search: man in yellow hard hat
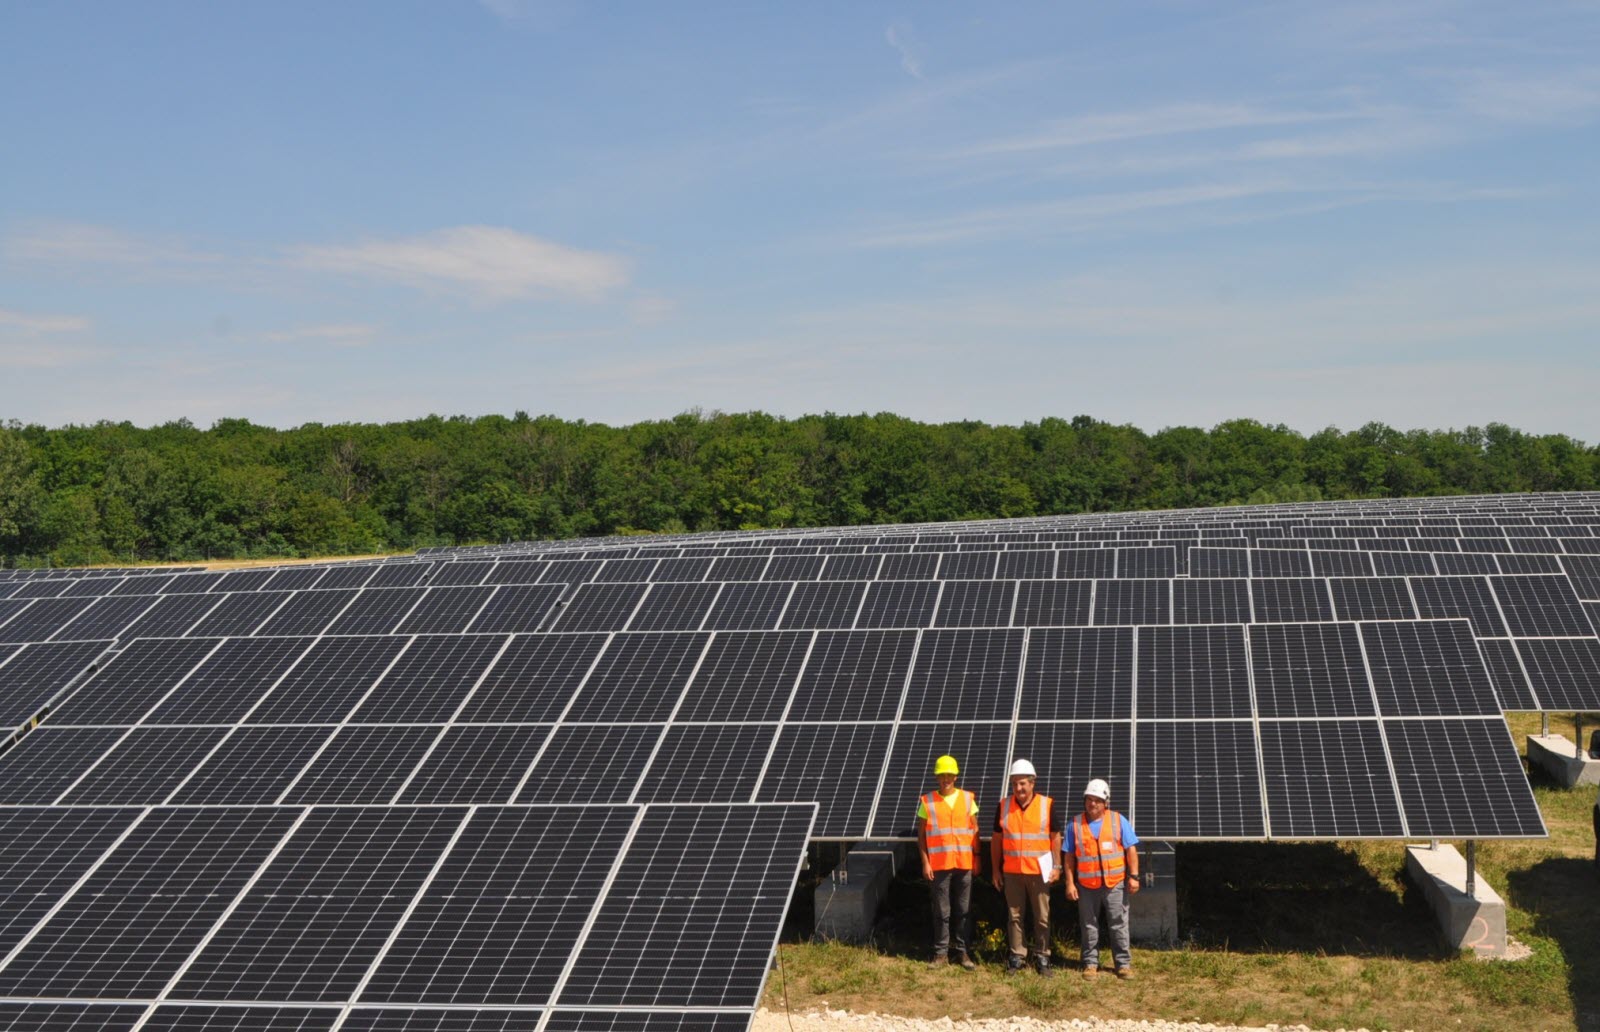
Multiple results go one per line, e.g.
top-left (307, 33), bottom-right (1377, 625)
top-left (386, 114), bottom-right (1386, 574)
top-left (916, 754), bottom-right (979, 969)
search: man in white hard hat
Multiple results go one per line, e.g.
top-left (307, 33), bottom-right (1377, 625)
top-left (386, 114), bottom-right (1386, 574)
top-left (1063, 778), bottom-right (1141, 979)
top-left (989, 758), bottom-right (1061, 976)
top-left (917, 754), bottom-right (978, 969)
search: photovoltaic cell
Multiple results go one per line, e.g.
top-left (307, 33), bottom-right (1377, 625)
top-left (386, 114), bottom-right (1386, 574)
top-left (167, 726), bottom-right (337, 805)
top-left (1250, 579), bottom-right (1333, 623)
top-left (214, 569), bottom-right (278, 593)
top-left (1116, 546), bottom-right (1176, 578)
top-left (937, 551), bottom-right (999, 580)
top-left (1093, 580), bottom-right (1169, 626)
top-left (397, 726), bottom-right (553, 804)
top-left (847, 582), bottom-right (937, 631)
top-left (1435, 552), bottom-right (1500, 575)
top-left (1252, 549), bottom-right (1312, 578)
top-left (1329, 577), bottom-right (1417, 621)
top-left (49, 638), bottom-right (222, 726)
top-left (1408, 576), bottom-right (1507, 637)
top-left (1137, 625), bottom-right (1251, 719)
top-left (563, 633), bottom-right (708, 723)
top-left (58, 726), bottom-right (231, 805)
top-left (1310, 550), bottom-right (1373, 577)
top-left (256, 588), bottom-right (360, 636)
top-left (763, 555), bottom-right (824, 581)
top-left (755, 723), bottom-right (892, 837)
top-left (142, 637), bottom-right (315, 725)
top-left (0, 806), bottom-right (301, 998)
top-left (872, 722), bottom-right (1011, 837)
top-left (636, 724), bottom-right (779, 802)
top-left (1189, 547), bottom-right (1250, 578)
top-left (548, 584), bottom-right (648, 633)
top-left (456, 634), bottom-right (608, 723)
top-left (248, 636), bottom-right (412, 724)
top-left (1009, 722), bottom-right (1130, 805)
top-left (675, 631), bottom-right (811, 722)
top-left (1489, 575), bottom-right (1595, 636)
top-left (878, 553), bottom-right (940, 580)
top-left (1383, 719), bottom-right (1544, 837)
top-left (1134, 721), bottom-right (1265, 838)
top-left (785, 630), bottom-right (916, 721)
top-left (282, 726), bottom-right (442, 804)
top-left (901, 628), bottom-right (1023, 721)
top-left (362, 807), bottom-right (626, 1005)
top-left (517, 725), bottom-right (661, 804)
top-left (314, 566), bottom-right (376, 591)
top-left (348, 635), bottom-right (510, 723)
top-left (1258, 721), bottom-right (1404, 837)
top-left (0, 728), bottom-right (127, 804)
top-left (1370, 551), bottom-right (1436, 576)
top-left (996, 550), bottom-right (1055, 580)
top-left (1560, 555), bottom-right (1600, 599)
top-left (465, 584), bottom-right (564, 634)
top-left (170, 807), bottom-right (465, 1002)
top-left (708, 555), bottom-right (770, 582)
top-left (1514, 638), bottom-right (1600, 711)
top-left (1011, 580), bottom-right (1091, 627)
top-left (1360, 620), bottom-right (1499, 717)
top-left (557, 804), bottom-right (814, 1007)
top-left (1248, 623), bottom-right (1373, 718)
top-left (779, 581), bottom-right (866, 629)
top-left (1019, 627), bottom-right (1132, 721)
top-left (934, 580), bottom-right (1015, 628)
top-left (1171, 578), bottom-right (1251, 625)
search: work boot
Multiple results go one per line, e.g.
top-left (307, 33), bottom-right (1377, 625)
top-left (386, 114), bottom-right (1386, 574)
top-left (1082, 965), bottom-right (1099, 979)
top-left (927, 954), bottom-right (948, 968)
top-left (1035, 956), bottom-right (1054, 978)
top-left (1006, 956), bottom-right (1026, 977)
top-left (956, 953), bottom-right (977, 971)
top-left (1115, 966), bottom-right (1133, 980)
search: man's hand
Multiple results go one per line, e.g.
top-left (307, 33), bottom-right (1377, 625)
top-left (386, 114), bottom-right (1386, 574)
top-left (922, 860), bottom-right (934, 881)
top-left (1064, 880), bottom-right (1079, 901)
top-left (993, 872), bottom-right (1004, 892)
top-left (1128, 875), bottom-right (1141, 895)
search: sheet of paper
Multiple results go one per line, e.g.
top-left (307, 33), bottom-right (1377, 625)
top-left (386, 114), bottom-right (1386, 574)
top-left (1038, 850), bottom-right (1053, 880)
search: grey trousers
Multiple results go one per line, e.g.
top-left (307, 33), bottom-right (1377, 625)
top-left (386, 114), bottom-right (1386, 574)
top-left (929, 868), bottom-right (972, 956)
top-left (1078, 884), bottom-right (1131, 969)
top-left (1002, 873), bottom-right (1051, 960)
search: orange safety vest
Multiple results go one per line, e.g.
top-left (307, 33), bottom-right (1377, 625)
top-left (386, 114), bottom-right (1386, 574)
top-left (1073, 811), bottom-right (1127, 889)
top-left (921, 790), bottom-right (977, 871)
top-left (1000, 794), bottom-right (1053, 875)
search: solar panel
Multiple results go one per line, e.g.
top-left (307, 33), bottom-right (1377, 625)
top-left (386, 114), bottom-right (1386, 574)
top-left (1093, 579), bottom-right (1170, 626)
top-left (702, 582), bottom-right (792, 631)
top-left (1382, 719), bottom-right (1547, 837)
top-left (635, 723), bottom-right (779, 802)
top-left (872, 722), bottom-right (1010, 837)
top-left (1171, 578), bottom-right (1251, 625)
top-left (517, 725), bottom-right (661, 804)
top-left (53, 595), bottom-right (159, 641)
top-left (395, 586), bottom-right (497, 634)
top-left (564, 633), bottom-right (709, 723)
top-left (248, 637), bottom-right (413, 724)
top-left (282, 726), bottom-right (442, 804)
top-left (755, 722), bottom-right (892, 837)
top-left (1360, 620), bottom-right (1500, 717)
top-left (1248, 623), bottom-right (1373, 718)
top-left (778, 581), bottom-right (866, 629)
top-left (1251, 578), bottom-right (1333, 623)
top-left (48, 638), bottom-right (224, 726)
top-left (856, 581), bottom-right (939, 629)
top-left (1258, 721), bottom-right (1405, 837)
top-left (0, 639), bottom-right (109, 730)
top-left (1489, 575), bottom-right (1595, 636)
top-left (143, 1006), bottom-right (337, 1032)
top-left (1009, 722), bottom-right (1131, 809)
top-left (0, 598), bottom-right (95, 643)
top-left (626, 582), bottom-right (721, 632)
top-left (1329, 577), bottom-right (1417, 621)
top-left (57, 726), bottom-right (231, 805)
top-left (347, 636), bottom-right (510, 724)
top-left (203, 590), bottom-right (308, 636)
top-left (1137, 625), bottom-right (1251, 719)
top-left (1012, 580), bottom-right (1091, 627)
top-left (117, 593), bottom-right (225, 639)
top-left (262, 567), bottom-right (330, 592)
top-left (548, 584), bottom-right (648, 633)
top-left (343, 1011), bottom-right (540, 1032)
top-left (1134, 721), bottom-right (1265, 838)
top-left (1407, 576), bottom-right (1507, 637)
top-left (1019, 627), bottom-right (1131, 720)
top-left (0, 808), bottom-right (144, 954)
top-left (455, 634), bottom-right (608, 723)
top-left (1476, 638), bottom-right (1539, 711)
top-left (556, 804), bottom-right (815, 1007)
top-left (902, 629), bottom-right (1023, 721)
top-left (0, 1003), bottom-right (147, 1031)
top-left (464, 584), bottom-right (564, 634)
top-left (0, 728), bottom-right (128, 804)
top-left (674, 631), bottom-right (811, 722)
top-left (1513, 637), bottom-right (1600, 711)
top-left (142, 638), bottom-right (316, 725)
top-left (166, 727), bottom-right (337, 805)
top-left (328, 588), bottom-right (429, 635)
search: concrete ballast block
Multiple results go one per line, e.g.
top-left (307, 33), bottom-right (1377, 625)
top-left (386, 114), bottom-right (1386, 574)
top-left (814, 841), bottom-right (913, 944)
top-left (1128, 841), bottom-right (1178, 946)
top-left (1404, 844), bottom-right (1507, 959)
top-left (1526, 735), bottom-right (1600, 788)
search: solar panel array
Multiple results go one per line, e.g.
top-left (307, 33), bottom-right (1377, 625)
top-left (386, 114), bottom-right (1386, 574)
top-left (2, 493), bottom-right (1584, 1029)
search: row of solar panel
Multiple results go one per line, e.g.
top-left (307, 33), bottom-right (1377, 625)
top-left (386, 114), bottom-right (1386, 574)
top-left (3, 569), bottom-right (1595, 644)
top-left (0, 1007), bottom-right (748, 1032)
top-left (0, 710), bottom-right (1540, 840)
top-left (0, 803), bottom-right (813, 1012)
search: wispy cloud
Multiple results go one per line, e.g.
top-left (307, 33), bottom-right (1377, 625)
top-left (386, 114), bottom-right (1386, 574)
top-left (4, 222), bottom-right (225, 276)
top-left (260, 323), bottom-right (379, 348)
top-left (1443, 68), bottom-right (1600, 125)
top-left (0, 306), bottom-right (91, 334)
top-left (885, 23), bottom-right (925, 80)
top-left (288, 226), bottom-right (630, 301)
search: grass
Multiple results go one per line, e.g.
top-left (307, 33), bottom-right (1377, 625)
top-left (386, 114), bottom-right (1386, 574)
top-left (767, 714), bottom-right (1600, 1031)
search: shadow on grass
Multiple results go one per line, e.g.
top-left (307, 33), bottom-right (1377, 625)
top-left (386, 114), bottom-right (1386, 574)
top-left (1176, 842), bottom-right (1446, 959)
top-left (1505, 856), bottom-right (1600, 1032)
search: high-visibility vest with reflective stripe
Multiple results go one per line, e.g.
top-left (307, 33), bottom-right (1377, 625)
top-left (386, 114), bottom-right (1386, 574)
top-left (1073, 811), bottom-right (1127, 889)
top-left (921, 790), bottom-right (977, 871)
top-left (1000, 794), bottom-right (1053, 875)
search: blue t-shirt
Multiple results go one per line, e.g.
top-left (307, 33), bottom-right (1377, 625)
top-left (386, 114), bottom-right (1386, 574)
top-left (1063, 813), bottom-right (1139, 856)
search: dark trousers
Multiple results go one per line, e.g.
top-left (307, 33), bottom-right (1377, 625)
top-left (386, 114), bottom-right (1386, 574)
top-left (930, 868), bottom-right (973, 956)
top-left (1593, 805), bottom-right (1598, 869)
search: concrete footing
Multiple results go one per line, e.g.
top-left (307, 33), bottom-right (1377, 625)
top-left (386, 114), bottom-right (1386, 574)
top-left (1527, 734), bottom-right (1600, 788)
top-left (1129, 841), bottom-right (1178, 946)
top-left (1404, 844), bottom-right (1507, 959)
top-left (813, 840), bottom-right (913, 943)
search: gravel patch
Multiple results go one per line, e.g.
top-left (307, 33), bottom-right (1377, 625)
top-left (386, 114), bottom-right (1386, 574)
top-left (753, 1009), bottom-right (1409, 1032)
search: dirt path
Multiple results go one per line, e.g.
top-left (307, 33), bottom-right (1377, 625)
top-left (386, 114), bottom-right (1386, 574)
top-left (754, 1009), bottom-right (1347, 1032)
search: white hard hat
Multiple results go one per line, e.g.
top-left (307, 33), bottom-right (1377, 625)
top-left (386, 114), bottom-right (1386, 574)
top-left (1083, 778), bottom-right (1111, 801)
top-left (1008, 759), bottom-right (1037, 778)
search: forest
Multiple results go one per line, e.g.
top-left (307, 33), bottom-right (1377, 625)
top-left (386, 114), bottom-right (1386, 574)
top-left (2, 411), bottom-right (1597, 566)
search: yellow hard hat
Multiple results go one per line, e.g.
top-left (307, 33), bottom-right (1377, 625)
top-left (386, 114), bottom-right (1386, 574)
top-left (934, 755), bottom-right (960, 776)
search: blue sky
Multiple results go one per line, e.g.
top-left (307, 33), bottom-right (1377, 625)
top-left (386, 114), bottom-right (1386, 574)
top-left (3, 1), bottom-right (1598, 436)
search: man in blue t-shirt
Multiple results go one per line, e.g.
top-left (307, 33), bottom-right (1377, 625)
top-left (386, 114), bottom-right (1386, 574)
top-left (1062, 778), bottom-right (1141, 979)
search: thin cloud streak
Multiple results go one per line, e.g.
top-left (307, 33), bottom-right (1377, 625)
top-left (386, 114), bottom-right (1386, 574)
top-left (0, 307), bottom-right (91, 334)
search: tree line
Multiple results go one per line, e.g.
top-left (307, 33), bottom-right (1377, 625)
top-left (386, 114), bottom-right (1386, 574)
top-left (1, 411), bottom-right (1596, 567)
